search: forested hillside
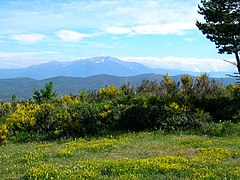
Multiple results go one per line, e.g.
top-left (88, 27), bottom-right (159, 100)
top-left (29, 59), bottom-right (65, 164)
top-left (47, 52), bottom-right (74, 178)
top-left (0, 74), bottom-right (235, 101)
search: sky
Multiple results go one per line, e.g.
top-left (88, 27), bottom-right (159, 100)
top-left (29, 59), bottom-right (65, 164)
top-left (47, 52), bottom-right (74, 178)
top-left (0, 0), bottom-right (237, 73)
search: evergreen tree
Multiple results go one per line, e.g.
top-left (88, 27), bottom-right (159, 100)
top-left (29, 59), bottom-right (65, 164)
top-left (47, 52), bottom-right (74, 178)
top-left (196, 0), bottom-right (240, 75)
top-left (33, 82), bottom-right (58, 103)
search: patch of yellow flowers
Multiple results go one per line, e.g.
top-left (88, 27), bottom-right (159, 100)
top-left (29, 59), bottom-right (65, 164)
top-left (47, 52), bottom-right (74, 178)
top-left (168, 102), bottom-right (187, 112)
top-left (0, 124), bottom-right (8, 143)
top-left (99, 104), bottom-right (112, 119)
top-left (65, 136), bottom-right (128, 150)
top-left (7, 102), bottom-right (41, 129)
top-left (23, 135), bottom-right (240, 179)
top-left (99, 85), bottom-right (123, 99)
top-left (25, 150), bottom-right (240, 179)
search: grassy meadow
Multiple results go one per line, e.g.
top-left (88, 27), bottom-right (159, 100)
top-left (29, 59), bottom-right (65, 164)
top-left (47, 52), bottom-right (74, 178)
top-left (1, 75), bottom-right (240, 179)
top-left (1, 131), bottom-right (240, 179)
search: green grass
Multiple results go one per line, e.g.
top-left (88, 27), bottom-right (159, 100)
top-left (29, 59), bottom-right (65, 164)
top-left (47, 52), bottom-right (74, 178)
top-left (1, 131), bottom-right (240, 179)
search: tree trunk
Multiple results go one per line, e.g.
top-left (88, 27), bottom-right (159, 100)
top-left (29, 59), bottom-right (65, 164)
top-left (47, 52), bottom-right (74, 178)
top-left (235, 51), bottom-right (240, 74)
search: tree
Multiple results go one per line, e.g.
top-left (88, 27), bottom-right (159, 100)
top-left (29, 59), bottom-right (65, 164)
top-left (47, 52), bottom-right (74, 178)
top-left (196, 0), bottom-right (240, 76)
top-left (11, 94), bottom-right (17, 103)
top-left (33, 82), bottom-right (58, 103)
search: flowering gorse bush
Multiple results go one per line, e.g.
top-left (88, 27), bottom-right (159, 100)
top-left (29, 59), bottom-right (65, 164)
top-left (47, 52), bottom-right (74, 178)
top-left (0, 74), bottom-right (240, 143)
top-left (98, 85), bottom-right (123, 100)
top-left (7, 102), bottom-right (41, 132)
top-left (0, 124), bottom-right (8, 144)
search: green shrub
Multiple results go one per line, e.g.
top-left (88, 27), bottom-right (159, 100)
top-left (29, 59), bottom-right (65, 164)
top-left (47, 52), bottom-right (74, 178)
top-left (192, 95), bottom-right (234, 122)
top-left (0, 102), bottom-right (13, 124)
top-left (159, 104), bottom-right (212, 132)
top-left (1, 77), bottom-right (240, 143)
top-left (64, 102), bottom-right (102, 136)
top-left (117, 95), bottom-right (158, 131)
top-left (232, 111), bottom-right (240, 123)
top-left (119, 96), bottom-right (148, 131)
top-left (207, 122), bottom-right (240, 136)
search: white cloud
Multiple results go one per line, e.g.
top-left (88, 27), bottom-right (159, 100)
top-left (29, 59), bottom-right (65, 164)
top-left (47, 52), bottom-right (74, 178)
top-left (8, 1), bottom-right (34, 6)
top-left (1, 1), bottom-right (201, 37)
top-left (184, 38), bottom-right (195, 42)
top-left (0, 51), bottom-right (60, 68)
top-left (11, 33), bottom-right (46, 43)
top-left (101, 0), bottom-right (199, 35)
top-left (52, 0), bottom-right (200, 36)
top-left (106, 27), bottom-right (133, 35)
top-left (120, 56), bottom-right (236, 72)
top-left (132, 23), bottom-right (196, 35)
top-left (106, 23), bottom-right (196, 35)
top-left (56, 30), bottom-right (95, 42)
top-left (0, 51), bottom-right (58, 58)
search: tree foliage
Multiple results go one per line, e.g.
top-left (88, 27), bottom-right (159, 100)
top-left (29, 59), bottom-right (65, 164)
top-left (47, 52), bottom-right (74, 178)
top-left (196, 0), bottom-right (240, 73)
top-left (33, 82), bottom-right (58, 103)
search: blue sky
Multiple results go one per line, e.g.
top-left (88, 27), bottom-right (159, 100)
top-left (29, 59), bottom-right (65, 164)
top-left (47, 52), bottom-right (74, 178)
top-left (0, 0), bottom-right (236, 73)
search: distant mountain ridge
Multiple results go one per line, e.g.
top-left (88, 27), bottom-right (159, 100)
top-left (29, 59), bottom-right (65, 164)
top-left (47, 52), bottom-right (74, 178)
top-left (0, 74), bottom-right (235, 102)
top-left (0, 56), bottom-right (236, 101)
top-left (0, 56), bottom-right (231, 79)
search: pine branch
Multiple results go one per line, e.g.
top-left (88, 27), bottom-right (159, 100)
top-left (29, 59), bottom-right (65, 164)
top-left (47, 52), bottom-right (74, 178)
top-left (223, 59), bottom-right (237, 66)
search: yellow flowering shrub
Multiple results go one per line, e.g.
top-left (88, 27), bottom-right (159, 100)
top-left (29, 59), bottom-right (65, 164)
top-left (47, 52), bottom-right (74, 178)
top-left (0, 124), bottom-right (8, 143)
top-left (0, 102), bottom-right (13, 124)
top-left (98, 85), bottom-right (123, 99)
top-left (232, 84), bottom-right (240, 98)
top-left (50, 96), bottom-right (81, 135)
top-left (163, 73), bottom-right (177, 93)
top-left (99, 104), bottom-right (112, 119)
top-left (7, 102), bottom-right (41, 131)
top-left (3, 102), bottom-right (12, 109)
top-left (168, 102), bottom-right (180, 111)
top-left (168, 102), bottom-right (188, 113)
top-left (59, 95), bottom-right (80, 106)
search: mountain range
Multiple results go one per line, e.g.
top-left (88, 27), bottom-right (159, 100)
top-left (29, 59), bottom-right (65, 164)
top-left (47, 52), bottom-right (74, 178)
top-left (0, 56), bottom-right (231, 79)
top-left (0, 56), bottom-right (236, 101)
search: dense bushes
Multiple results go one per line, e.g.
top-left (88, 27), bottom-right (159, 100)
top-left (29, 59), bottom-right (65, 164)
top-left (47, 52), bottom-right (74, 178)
top-left (0, 75), bottom-right (239, 143)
